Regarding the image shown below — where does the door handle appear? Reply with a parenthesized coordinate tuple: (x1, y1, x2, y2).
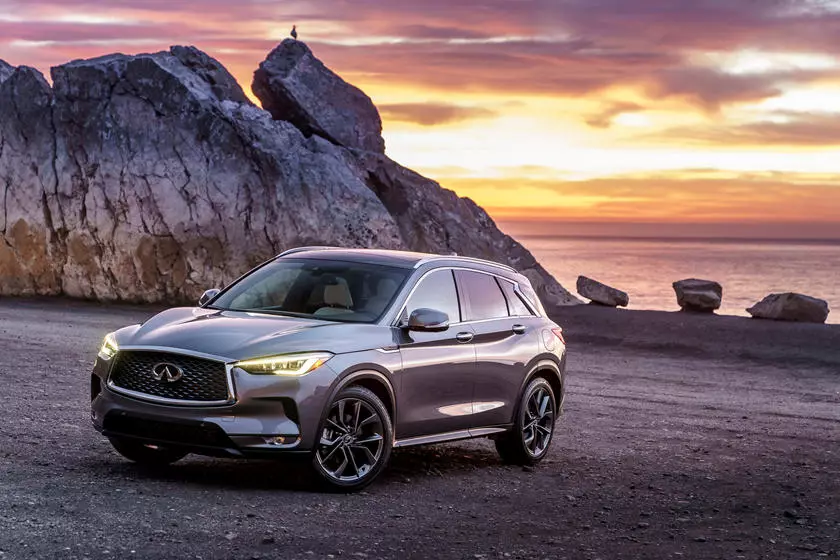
(455, 332, 474, 343)
(512, 324, 526, 335)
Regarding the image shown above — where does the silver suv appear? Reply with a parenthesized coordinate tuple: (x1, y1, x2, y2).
(91, 248, 567, 491)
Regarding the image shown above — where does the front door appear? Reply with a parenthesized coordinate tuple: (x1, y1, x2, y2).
(396, 269, 476, 439)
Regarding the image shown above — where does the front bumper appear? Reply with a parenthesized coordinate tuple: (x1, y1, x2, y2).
(90, 352, 338, 458)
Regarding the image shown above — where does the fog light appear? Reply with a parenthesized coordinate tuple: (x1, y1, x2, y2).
(262, 436, 300, 448)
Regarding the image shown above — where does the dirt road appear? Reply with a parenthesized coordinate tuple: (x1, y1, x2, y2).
(1, 299, 838, 559)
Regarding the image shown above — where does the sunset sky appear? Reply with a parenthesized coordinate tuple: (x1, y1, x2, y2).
(1, 0, 839, 238)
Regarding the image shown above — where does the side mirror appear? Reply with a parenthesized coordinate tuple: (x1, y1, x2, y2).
(198, 289, 221, 307)
(407, 308, 450, 332)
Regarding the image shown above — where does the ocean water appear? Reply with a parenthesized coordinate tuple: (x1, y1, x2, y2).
(516, 236, 839, 323)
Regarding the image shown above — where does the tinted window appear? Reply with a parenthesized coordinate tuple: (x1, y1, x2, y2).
(211, 259, 409, 323)
(457, 271, 508, 321)
(404, 269, 460, 323)
(518, 283, 545, 316)
(500, 281, 534, 316)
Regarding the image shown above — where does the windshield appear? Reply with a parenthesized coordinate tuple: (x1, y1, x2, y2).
(210, 258, 410, 323)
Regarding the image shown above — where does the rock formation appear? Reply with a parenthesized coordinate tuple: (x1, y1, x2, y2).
(169, 45, 251, 105)
(747, 293, 829, 323)
(0, 42, 576, 306)
(0, 60, 14, 84)
(673, 278, 722, 313)
(576, 275, 629, 307)
(253, 39, 385, 153)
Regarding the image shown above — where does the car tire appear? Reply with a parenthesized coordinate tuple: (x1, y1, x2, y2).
(495, 377, 557, 466)
(108, 437, 188, 466)
(311, 385, 393, 493)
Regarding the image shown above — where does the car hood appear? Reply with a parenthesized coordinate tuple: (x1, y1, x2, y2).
(114, 307, 391, 361)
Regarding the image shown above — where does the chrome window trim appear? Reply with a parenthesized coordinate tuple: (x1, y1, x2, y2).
(106, 345, 237, 407)
(387, 266, 540, 327)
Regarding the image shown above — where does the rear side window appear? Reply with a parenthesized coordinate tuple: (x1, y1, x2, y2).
(500, 281, 534, 316)
(518, 283, 545, 316)
(404, 269, 460, 323)
(456, 270, 508, 321)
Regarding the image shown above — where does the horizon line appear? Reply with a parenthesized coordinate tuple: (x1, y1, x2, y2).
(508, 233, 840, 244)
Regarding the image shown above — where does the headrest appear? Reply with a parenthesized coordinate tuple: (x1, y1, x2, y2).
(324, 281, 353, 307)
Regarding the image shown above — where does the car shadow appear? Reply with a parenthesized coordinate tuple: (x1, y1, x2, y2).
(384, 442, 503, 481)
(83, 441, 505, 493)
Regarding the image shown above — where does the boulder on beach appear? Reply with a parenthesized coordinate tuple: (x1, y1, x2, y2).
(0, 42, 577, 306)
(576, 276, 629, 307)
(673, 278, 722, 313)
(747, 293, 829, 324)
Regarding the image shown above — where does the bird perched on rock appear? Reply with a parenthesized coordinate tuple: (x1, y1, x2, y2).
(291, 25, 298, 39)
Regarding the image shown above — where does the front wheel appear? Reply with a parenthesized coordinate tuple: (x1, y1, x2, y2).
(495, 377, 557, 465)
(108, 437, 188, 466)
(311, 386, 393, 492)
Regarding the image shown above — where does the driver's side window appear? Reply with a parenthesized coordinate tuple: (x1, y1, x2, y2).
(404, 269, 461, 323)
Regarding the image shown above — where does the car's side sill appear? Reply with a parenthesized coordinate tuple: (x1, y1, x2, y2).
(393, 426, 509, 448)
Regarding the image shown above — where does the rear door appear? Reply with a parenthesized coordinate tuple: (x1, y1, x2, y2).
(455, 270, 540, 429)
(395, 269, 476, 439)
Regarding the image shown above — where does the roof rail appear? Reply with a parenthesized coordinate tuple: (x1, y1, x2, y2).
(275, 246, 343, 258)
(413, 255, 517, 273)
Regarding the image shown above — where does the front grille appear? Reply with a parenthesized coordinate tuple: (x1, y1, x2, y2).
(103, 413, 234, 448)
(109, 350, 231, 404)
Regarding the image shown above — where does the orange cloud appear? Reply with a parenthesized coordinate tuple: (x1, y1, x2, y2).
(646, 112, 840, 147)
(379, 102, 496, 126)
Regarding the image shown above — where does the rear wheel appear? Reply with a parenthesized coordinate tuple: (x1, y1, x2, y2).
(108, 437, 188, 466)
(311, 386, 393, 492)
(495, 377, 557, 465)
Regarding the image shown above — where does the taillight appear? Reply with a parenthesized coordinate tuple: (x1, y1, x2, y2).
(552, 327, 566, 345)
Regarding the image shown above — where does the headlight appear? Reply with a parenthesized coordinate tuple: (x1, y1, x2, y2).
(98, 333, 119, 360)
(235, 352, 333, 376)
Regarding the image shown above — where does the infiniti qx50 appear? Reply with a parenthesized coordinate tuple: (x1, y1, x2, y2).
(90, 248, 566, 491)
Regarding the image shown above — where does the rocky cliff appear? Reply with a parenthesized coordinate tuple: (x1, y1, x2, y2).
(0, 40, 577, 306)
(0, 60, 14, 84)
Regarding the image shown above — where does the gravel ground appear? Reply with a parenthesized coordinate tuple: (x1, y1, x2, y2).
(1, 299, 838, 560)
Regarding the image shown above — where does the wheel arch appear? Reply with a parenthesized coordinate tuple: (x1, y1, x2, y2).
(515, 356, 565, 420)
(326, 368, 397, 424)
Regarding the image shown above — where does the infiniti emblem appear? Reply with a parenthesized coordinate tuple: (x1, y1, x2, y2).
(151, 363, 184, 383)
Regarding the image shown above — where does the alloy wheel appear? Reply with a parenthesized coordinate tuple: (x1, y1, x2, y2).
(522, 386, 554, 457)
(316, 398, 385, 482)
